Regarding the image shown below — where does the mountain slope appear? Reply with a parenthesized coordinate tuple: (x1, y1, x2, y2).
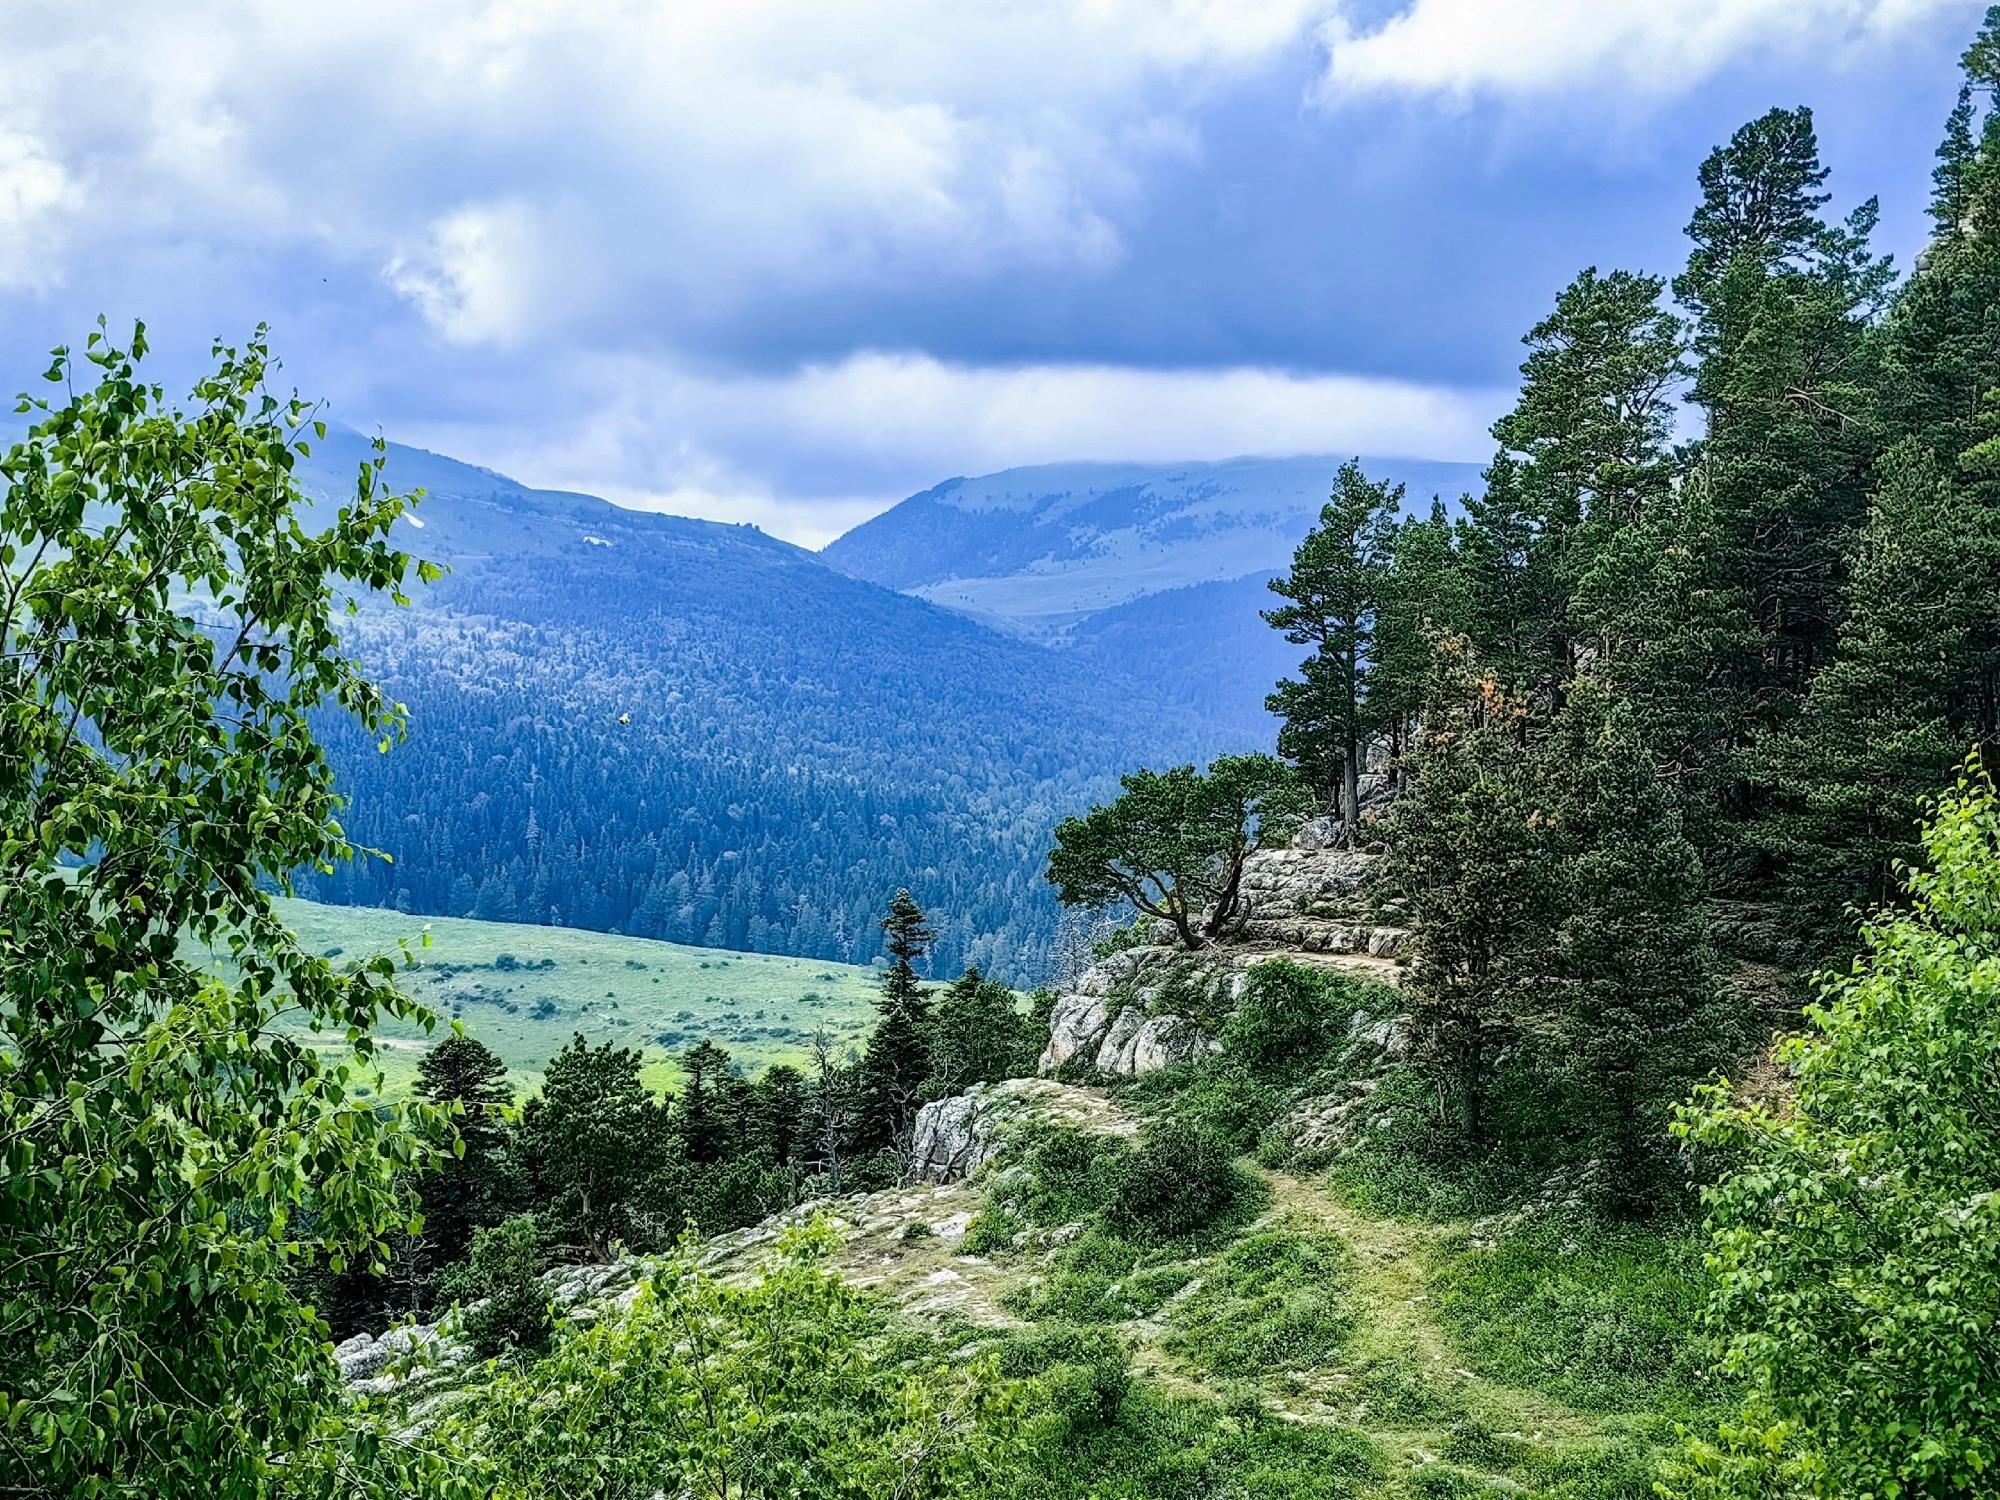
(290, 433, 1230, 981)
(821, 454, 1485, 636)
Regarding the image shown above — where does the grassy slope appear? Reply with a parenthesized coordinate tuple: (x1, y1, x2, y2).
(194, 898, 885, 1096)
(704, 1084, 1718, 1498)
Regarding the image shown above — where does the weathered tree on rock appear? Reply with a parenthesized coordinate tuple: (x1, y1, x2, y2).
(1047, 753, 1313, 949)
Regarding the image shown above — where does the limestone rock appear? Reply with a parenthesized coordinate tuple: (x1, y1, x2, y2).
(908, 1077, 1106, 1184)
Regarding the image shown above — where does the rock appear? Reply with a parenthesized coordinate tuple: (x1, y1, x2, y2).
(1128, 1014, 1218, 1073)
(908, 1077, 1098, 1184)
(1040, 990, 1115, 1071)
(1093, 1004, 1149, 1074)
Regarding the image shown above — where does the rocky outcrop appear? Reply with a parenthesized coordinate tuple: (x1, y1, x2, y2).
(1037, 840, 1407, 1078)
(1262, 1005, 1415, 1164)
(906, 1076, 1121, 1184)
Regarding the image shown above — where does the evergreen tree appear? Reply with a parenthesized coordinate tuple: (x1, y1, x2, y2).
(1381, 652, 1558, 1143)
(856, 890, 936, 1153)
(1373, 500, 1467, 779)
(415, 1036, 522, 1273)
(676, 1038, 735, 1165)
(1675, 107, 1892, 732)
(928, 965, 1036, 1095)
(1457, 452, 1560, 695)
(1484, 267, 1687, 702)
(1753, 443, 2000, 959)
(519, 1035, 668, 1257)
(1046, 754, 1314, 948)
(1543, 682, 1718, 1211)
(753, 1063, 807, 1166)
(1263, 460, 1399, 832)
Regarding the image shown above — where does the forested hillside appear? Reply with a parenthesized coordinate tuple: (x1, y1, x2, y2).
(284, 432, 1232, 979)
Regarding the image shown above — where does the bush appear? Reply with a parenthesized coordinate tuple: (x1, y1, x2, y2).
(1218, 961, 1377, 1083)
(1108, 1121, 1252, 1241)
(443, 1213, 552, 1359)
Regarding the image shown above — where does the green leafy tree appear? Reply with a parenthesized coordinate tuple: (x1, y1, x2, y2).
(1543, 682, 1719, 1211)
(1046, 754, 1313, 950)
(1669, 762, 2000, 1498)
(1381, 655, 1558, 1143)
(415, 1035, 522, 1274)
(752, 1063, 806, 1166)
(441, 1219, 1022, 1498)
(928, 965, 1035, 1095)
(856, 889, 936, 1153)
(518, 1034, 667, 1257)
(0, 325, 460, 1495)
(1263, 460, 1399, 831)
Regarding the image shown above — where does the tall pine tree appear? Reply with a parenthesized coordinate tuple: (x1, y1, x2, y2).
(856, 889, 936, 1153)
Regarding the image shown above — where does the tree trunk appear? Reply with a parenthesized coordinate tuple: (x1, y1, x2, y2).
(1344, 735, 1362, 848)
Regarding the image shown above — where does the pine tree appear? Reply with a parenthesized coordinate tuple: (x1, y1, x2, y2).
(1264, 460, 1399, 833)
(519, 1035, 668, 1257)
(1457, 452, 1559, 695)
(1675, 107, 1891, 727)
(414, 1036, 522, 1272)
(1381, 651, 1558, 1143)
(856, 889, 936, 1152)
(1753, 443, 2000, 959)
(928, 965, 1035, 1095)
(676, 1038, 735, 1164)
(1373, 499, 1467, 780)
(1543, 682, 1718, 1211)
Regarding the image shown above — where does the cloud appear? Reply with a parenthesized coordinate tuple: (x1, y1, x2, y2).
(385, 201, 545, 346)
(0, 131, 80, 291)
(403, 349, 1504, 546)
(1317, 0, 1955, 102)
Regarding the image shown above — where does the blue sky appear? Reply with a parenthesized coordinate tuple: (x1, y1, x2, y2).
(0, 1, 1978, 544)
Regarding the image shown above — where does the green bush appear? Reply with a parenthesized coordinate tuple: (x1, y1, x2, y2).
(442, 1213, 552, 1359)
(1108, 1121, 1252, 1241)
(1164, 1227, 1355, 1379)
(1005, 1226, 1196, 1324)
(1218, 961, 1379, 1083)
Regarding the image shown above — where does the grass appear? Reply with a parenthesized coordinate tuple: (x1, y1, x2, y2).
(189, 896, 885, 1095)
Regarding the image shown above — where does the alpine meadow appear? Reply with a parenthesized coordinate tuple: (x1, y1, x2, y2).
(5, 5, 2000, 1500)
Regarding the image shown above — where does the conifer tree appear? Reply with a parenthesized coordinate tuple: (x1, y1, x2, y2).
(1264, 460, 1399, 833)
(1675, 106, 1891, 725)
(1754, 443, 2000, 958)
(1373, 499, 1467, 776)
(1381, 652, 1558, 1143)
(519, 1035, 668, 1257)
(1543, 682, 1718, 1210)
(415, 1036, 522, 1273)
(856, 889, 936, 1152)
(928, 965, 1035, 1095)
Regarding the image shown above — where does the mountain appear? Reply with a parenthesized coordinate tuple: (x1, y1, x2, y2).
(288, 432, 1231, 982)
(821, 454, 1485, 735)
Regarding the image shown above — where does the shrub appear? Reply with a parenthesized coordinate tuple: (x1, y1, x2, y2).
(493, 952, 519, 971)
(900, 1219, 934, 1243)
(1108, 1121, 1251, 1241)
(444, 1213, 552, 1359)
(1218, 961, 1378, 1083)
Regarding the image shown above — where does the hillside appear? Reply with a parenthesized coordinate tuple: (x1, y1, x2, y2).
(820, 455, 1481, 634)
(821, 454, 1483, 737)
(192, 897, 886, 1095)
(284, 432, 1240, 981)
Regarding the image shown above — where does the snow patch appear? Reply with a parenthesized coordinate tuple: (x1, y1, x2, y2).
(583, 534, 613, 547)
(403, 514, 426, 529)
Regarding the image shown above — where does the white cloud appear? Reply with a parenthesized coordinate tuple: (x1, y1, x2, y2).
(385, 202, 545, 346)
(0, 1, 1330, 346)
(0, 131, 80, 291)
(405, 349, 1503, 546)
(1317, 0, 1955, 102)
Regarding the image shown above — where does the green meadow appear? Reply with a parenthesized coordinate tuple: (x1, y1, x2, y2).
(191, 898, 886, 1097)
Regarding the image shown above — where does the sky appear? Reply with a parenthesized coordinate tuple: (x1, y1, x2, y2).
(0, 1, 1980, 546)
